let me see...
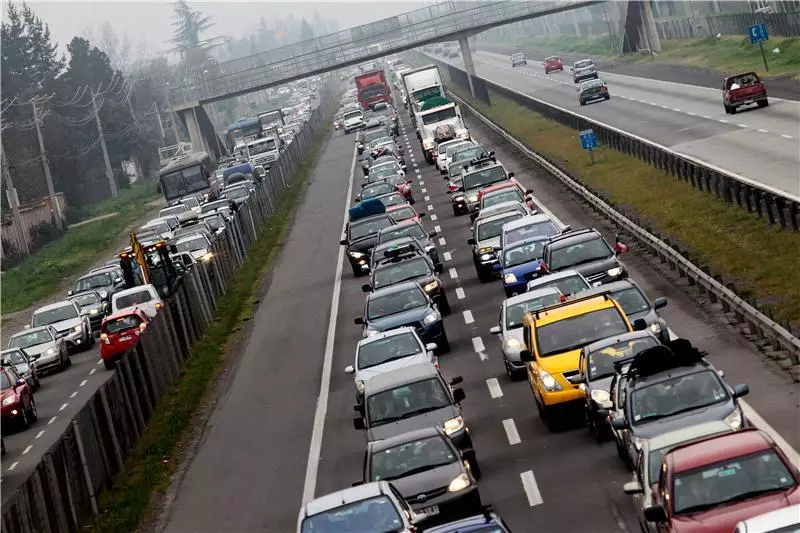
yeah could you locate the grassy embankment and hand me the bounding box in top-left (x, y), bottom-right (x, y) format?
top-left (1, 182), bottom-right (161, 314)
top-left (85, 127), bottom-right (329, 532)
top-left (444, 76), bottom-right (800, 328)
top-left (504, 35), bottom-right (800, 79)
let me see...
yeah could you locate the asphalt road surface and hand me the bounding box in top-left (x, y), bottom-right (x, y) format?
top-left (437, 50), bottom-right (800, 199)
top-left (159, 98), bottom-right (799, 532)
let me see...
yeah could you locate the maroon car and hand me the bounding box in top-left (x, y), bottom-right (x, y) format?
top-left (1, 364), bottom-right (37, 432)
top-left (723, 72), bottom-right (768, 114)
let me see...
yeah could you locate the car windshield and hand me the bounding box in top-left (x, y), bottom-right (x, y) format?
top-left (505, 220), bottom-right (559, 246)
top-left (478, 215), bottom-right (521, 241)
top-left (445, 143), bottom-right (471, 158)
top-left (300, 495), bottom-right (404, 533)
top-left (582, 80), bottom-right (604, 90)
top-left (534, 274), bottom-right (590, 296)
top-left (201, 216), bottom-right (224, 231)
top-left (503, 240), bottom-right (546, 268)
top-left (75, 272), bottom-right (113, 291)
top-left (161, 205), bottom-right (189, 217)
top-left (367, 287), bottom-right (428, 320)
top-left (587, 337), bottom-right (660, 381)
top-left (506, 294), bottom-right (562, 329)
top-left (630, 370), bottom-right (729, 425)
top-left (32, 304), bottom-right (78, 326)
top-left (367, 377), bottom-right (450, 426)
top-left (3, 349), bottom-right (28, 366)
top-left (70, 293), bottom-right (100, 307)
top-left (350, 217), bottom-right (393, 241)
top-left (201, 201), bottom-right (229, 214)
top-left (247, 139), bottom-right (276, 155)
top-left (362, 184), bottom-right (393, 199)
top-left (343, 111), bottom-right (362, 121)
top-left (388, 207), bottom-right (415, 223)
top-left (672, 450), bottom-right (796, 515)
top-left (370, 435), bottom-right (457, 482)
top-left (379, 224), bottom-right (426, 244)
top-left (484, 189), bottom-right (523, 208)
top-left (370, 166), bottom-right (400, 178)
top-left (104, 314), bottom-right (143, 334)
top-left (176, 237), bottom-right (207, 253)
top-left (364, 129), bottom-right (388, 144)
top-left (375, 256), bottom-right (430, 286)
top-left (546, 56), bottom-right (559, 62)
top-left (452, 147), bottom-right (487, 164)
top-left (463, 166), bottom-right (507, 192)
top-left (376, 194), bottom-right (405, 207)
top-left (358, 332), bottom-right (423, 370)
top-left (9, 330), bottom-right (53, 349)
top-left (181, 198), bottom-right (200, 209)
top-left (143, 221), bottom-right (171, 235)
top-left (536, 307), bottom-right (629, 357)
top-left (115, 290), bottom-right (154, 310)
top-left (610, 287), bottom-right (651, 315)
top-left (421, 107), bottom-right (457, 125)
top-left (549, 236), bottom-right (613, 270)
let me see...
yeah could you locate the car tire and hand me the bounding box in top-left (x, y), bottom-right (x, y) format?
top-left (477, 267), bottom-right (492, 283)
top-left (18, 406), bottom-right (29, 430)
top-left (729, 105), bottom-right (737, 115)
top-left (758, 98), bottom-right (769, 108)
top-left (26, 396), bottom-right (38, 423)
top-left (104, 359), bottom-right (116, 371)
top-left (505, 360), bottom-right (525, 381)
top-left (579, 99), bottom-right (585, 106)
top-left (351, 264), bottom-right (364, 277)
top-left (605, 95), bottom-right (611, 101)
top-left (587, 411), bottom-right (607, 443)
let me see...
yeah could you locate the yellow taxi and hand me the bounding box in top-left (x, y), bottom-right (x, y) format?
top-left (518, 293), bottom-right (642, 429)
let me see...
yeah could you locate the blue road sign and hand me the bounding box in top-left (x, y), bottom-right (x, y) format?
top-left (748, 23), bottom-right (768, 44)
top-left (580, 129), bottom-right (597, 151)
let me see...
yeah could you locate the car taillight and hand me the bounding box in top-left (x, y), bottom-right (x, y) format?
top-left (139, 323), bottom-right (147, 332)
top-left (100, 333), bottom-right (110, 344)
top-left (449, 184), bottom-right (458, 192)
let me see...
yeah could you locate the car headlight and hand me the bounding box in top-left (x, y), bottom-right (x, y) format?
top-left (349, 251), bottom-right (365, 259)
top-left (73, 325), bottom-right (82, 333)
top-left (423, 281), bottom-right (439, 293)
top-left (443, 416), bottom-right (464, 435)
top-left (89, 308), bottom-right (99, 315)
top-left (423, 311), bottom-right (440, 325)
top-left (606, 267), bottom-right (623, 277)
top-left (46, 348), bottom-right (56, 355)
top-left (467, 194), bottom-right (478, 203)
top-left (539, 369), bottom-right (562, 392)
top-left (504, 337), bottom-right (521, 350)
top-left (480, 254), bottom-right (494, 261)
top-left (200, 252), bottom-right (214, 262)
top-left (2, 396), bottom-right (16, 406)
top-left (448, 473), bottom-right (471, 492)
top-left (424, 245), bottom-right (435, 252)
top-left (724, 408), bottom-right (743, 430)
top-left (591, 389), bottom-right (612, 408)
top-left (453, 195), bottom-right (465, 203)
top-left (356, 380), bottom-right (365, 393)
top-left (649, 322), bottom-right (662, 334)
top-left (504, 273), bottom-right (517, 284)
top-left (100, 291), bottom-right (108, 299)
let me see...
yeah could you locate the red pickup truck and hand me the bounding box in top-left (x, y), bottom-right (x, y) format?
top-left (723, 72), bottom-right (768, 114)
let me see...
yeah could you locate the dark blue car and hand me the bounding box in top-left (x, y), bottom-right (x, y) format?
top-left (423, 508), bottom-right (512, 532)
top-left (497, 236), bottom-right (548, 297)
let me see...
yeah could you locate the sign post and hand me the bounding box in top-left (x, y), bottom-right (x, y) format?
top-left (747, 23), bottom-right (769, 72)
top-left (580, 128), bottom-right (597, 165)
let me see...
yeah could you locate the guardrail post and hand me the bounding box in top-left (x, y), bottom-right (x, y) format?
top-left (71, 418), bottom-right (100, 516)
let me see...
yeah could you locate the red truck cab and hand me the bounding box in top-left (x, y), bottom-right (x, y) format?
top-left (355, 70), bottom-right (391, 111)
top-left (723, 72), bottom-right (768, 114)
top-left (645, 428), bottom-right (800, 533)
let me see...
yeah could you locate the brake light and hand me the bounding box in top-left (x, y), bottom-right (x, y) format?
top-left (100, 333), bottom-right (110, 344)
top-left (449, 183), bottom-right (459, 192)
top-left (560, 294), bottom-right (568, 302)
top-left (139, 322), bottom-right (147, 332)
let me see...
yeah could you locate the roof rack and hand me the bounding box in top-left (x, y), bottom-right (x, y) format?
top-left (614, 338), bottom-right (708, 378)
top-left (528, 292), bottom-right (612, 320)
top-left (463, 151), bottom-right (497, 170)
top-left (382, 243), bottom-right (419, 260)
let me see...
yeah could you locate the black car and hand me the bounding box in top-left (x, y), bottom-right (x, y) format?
top-left (370, 236), bottom-right (429, 271)
top-left (67, 290), bottom-right (109, 335)
top-left (578, 78), bottom-right (610, 106)
top-left (341, 214), bottom-right (396, 277)
top-left (575, 331), bottom-right (661, 442)
top-left (539, 228), bottom-right (629, 287)
top-left (367, 102), bottom-right (399, 136)
top-left (359, 427), bottom-right (481, 525)
top-left (69, 266), bottom-right (126, 303)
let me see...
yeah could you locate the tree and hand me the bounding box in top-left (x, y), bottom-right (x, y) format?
top-left (170, 0), bottom-right (214, 68)
top-left (300, 17), bottom-right (314, 41)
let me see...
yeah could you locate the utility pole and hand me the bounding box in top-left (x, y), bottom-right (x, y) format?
top-left (90, 89), bottom-right (119, 197)
top-left (154, 102), bottom-right (166, 143)
top-left (32, 100), bottom-right (65, 231)
top-left (0, 138), bottom-right (30, 256)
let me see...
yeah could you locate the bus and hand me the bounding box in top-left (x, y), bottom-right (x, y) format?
top-left (226, 117), bottom-right (262, 151)
top-left (158, 152), bottom-right (218, 203)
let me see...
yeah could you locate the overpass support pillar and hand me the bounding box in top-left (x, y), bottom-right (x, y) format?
top-left (641, 1), bottom-right (662, 53)
top-left (458, 35), bottom-right (477, 99)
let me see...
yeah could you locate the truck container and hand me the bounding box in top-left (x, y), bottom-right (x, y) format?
top-left (355, 70), bottom-right (391, 110)
top-left (401, 65), bottom-right (444, 116)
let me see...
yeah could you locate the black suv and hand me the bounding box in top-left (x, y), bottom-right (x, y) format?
top-left (539, 228), bottom-right (628, 286)
top-left (340, 214), bottom-right (396, 277)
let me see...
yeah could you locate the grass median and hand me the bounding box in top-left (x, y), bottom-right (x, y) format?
top-left (450, 84), bottom-right (800, 327)
top-left (1, 183), bottom-right (161, 314)
top-left (85, 127), bottom-right (329, 533)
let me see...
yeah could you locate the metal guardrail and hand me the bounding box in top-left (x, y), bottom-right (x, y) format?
top-left (437, 76), bottom-right (800, 365)
top-left (418, 52), bottom-right (800, 231)
top-left (0, 77), bottom-right (341, 533)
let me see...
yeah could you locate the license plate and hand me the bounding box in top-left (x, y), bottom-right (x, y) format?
top-left (744, 100), bottom-right (754, 104)
top-left (419, 505), bottom-right (439, 517)
top-left (119, 335), bottom-right (132, 342)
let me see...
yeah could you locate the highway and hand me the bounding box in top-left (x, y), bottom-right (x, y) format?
top-left (157, 92), bottom-right (800, 532)
top-left (438, 49), bottom-right (800, 199)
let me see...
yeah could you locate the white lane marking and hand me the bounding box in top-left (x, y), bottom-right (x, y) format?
top-left (463, 310), bottom-right (475, 325)
top-left (96, 359), bottom-right (103, 366)
top-left (69, 391), bottom-right (78, 399)
top-left (434, 225), bottom-right (442, 233)
top-left (47, 416), bottom-right (57, 425)
top-left (781, 134), bottom-right (794, 139)
top-left (430, 214), bottom-right (438, 221)
top-left (486, 377), bottom-right (503, 399)
top-left (521, 470), bottom-right (544, 506)
top-left (427, 204), bottom-right (434, 211)
top-left (703, 115), bottom-right (712, 119)
top-left (58, 403), bottom-right (68, 412)
top-left (455, 288), bottom-right (466, 300)
top-left (718, 119), bottom-right (729, 123)
top-left (7, 462), bottom-right (19, 472)
top-left (448, 267), bottom-right (458, 280)
top-left (438, 237), bottom-right (446, 246)
top-left (21, 445), bottom-right (33, 455)
top-left (424, 196), bottom-right (430, 202)
top-left (415, 169), bottom-right (421, 174)
top-left (472, 336), bottom-right (485, 353)
top-left (687, 112), bottom-right (696, 116)
top-left (413, 162), bottom-right (418, 168)
top-left (35, 430), bottom-right (45, 439)
top-left (419, 180), bottom-right (425, 186)
top-left (421, 188), bottom-right (427, 193)
top-left (757, 128), bottom-right (768, 133)
top-left (673, 108), bottom-right (681, 112)
top-left (301, 143), bottom-right (358, 504)
top-left (79, 379), bottom-right (87, 388)
top-left (443, 251), bottom-right (452, 262)
top-left (89, 368), bottom-right (96, 375)
top-left (737, 123), bottom-right (748, 128)
top-left (503, 418), bottom-right (521, 445)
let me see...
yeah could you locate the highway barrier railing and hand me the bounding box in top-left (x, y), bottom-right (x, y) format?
top-left (0, 77), bottom-right (340, 533)
top-left (411, 51), bottom-right (800, 232)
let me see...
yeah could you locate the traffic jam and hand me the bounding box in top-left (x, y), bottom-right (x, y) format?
top-left (297, 56), bottom-right (799, 532)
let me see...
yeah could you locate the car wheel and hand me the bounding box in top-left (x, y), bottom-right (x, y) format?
top-left (587, 411), bottom-right (606, 443)
top-left (758, 98), bottom-right (769, 108)
top-left (477, 268), bottom-right (492, 283)
top-left (605, 95), bottom-right (610, 101)
top-left (104, 359), bottom-right (116, 371)
top-left (18, 406), bottom-right (29, 430)
top-left (409, 196), bottom-right (415, 205)
top-left (729, 105), bottom-right (737, 115)
top-left (26, 396), bottom-right (38, 423)
top-left (579, 99), bottom-right (585, 106)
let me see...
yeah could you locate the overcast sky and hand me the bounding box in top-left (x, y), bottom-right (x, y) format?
top-left (16, 1), bottom-right (436, 61)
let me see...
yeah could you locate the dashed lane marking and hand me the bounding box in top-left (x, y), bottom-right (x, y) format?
top-left (58, 403), bottom-right (68, 412)
top-left (79, 380), bottom-right (87, 387)
top-left (69, 391), bottom-right (78, 399)
top-left (434, 225), bottom-right (442, 233)
top-left (424, 196), bottom-right (430, 202)
top-left (96, 359), bottom-right (103, 366)
top-left (463, 310), bottom-right (475, 325)
top-left (35, 430), bottom-right (45, 439)
top-left (781, 134), bottom-right (794, 139)
top-left (718, 119), bottom-right (729, 123)
top-left (89, 368), bottom-right (97, 375)
top-left (421, 188), bottom-right (427, 193)
top-left (21, 445), bottom-right (32, 455)
top-left (438, 237), bottom-right (446, 246)
top-left (737, 123), bottom-right (748, 128)
top-left (455, 288), bottom-right (465, 300)
top-left (47, 416), bottom-right (57, 425)
top-left (486, 377), bottom-right (503, 399)
top-left (520, 471), bottom-right (544, 506)
top-left (448, 267), bottom-right (458, 280)
top-left (430, 214), bottom-right (438, 221)
top-left (7, 462), bottom-right (19, 472)
top-left (443, 251), bottom-right (452, 262)
top-left (503, 419), bottom-right (521, 445)
top-left (758, 129), bottom-right (768, 133)
top-left (427, 205), bottom-right (433, 211)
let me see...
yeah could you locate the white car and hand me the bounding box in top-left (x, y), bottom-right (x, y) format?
top-left (174, 233), bottom-right (214, 262)
top-left (140, 218), bottom-right (175, 241)
top-left (30, 300), bottom-right (92, 352)
top-left (436, 139), bottom-right (472, 174)
top-left (439, 140), bottom-right (474, 175)
top-left (159, 204), bottom-right (190, 218)
top-left (343, 110), bottom-right (365, 134)
top-left (344, 327), bottom-right (437, 402)
top-left (111, 285), bottom-right (163, 318)
top-left (733, 504), bottom-right (800, 533)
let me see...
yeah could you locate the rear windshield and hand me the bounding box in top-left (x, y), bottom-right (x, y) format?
top-left (536, 307), bottom-right (629, 357)
top-left (104, 314), bottom-right (143, 334)
top-left (300, 495), bottom-right (403, 533)
top-left (575, 60), bottom-right (594, 68)
top-left (463, 166), bottom-right (507, 192)
top-left (115, 290), bottom-right (154, 310)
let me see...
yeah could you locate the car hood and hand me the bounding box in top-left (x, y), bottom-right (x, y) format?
top-left (628, 308), bottom-right (658, 326)
top-left (367, 406), bottom-right (460, 441)
top-left (557, 256), bottom-right (618, 279)
top-left (13, 361), bottom-right (32, 375)
top-left (367, 307), bottom-right (432, 332)
top-left (671, 488), bottom-right (799, 533)
top-left (476, 236), bottom-right (501, 250)
top-left (41, 317), bottom-right (82, 333)
top-left (504, 259), bottom-right (544, 278)
top-left (356, 352), bottom-right (434, 383)
top-left (19, 342), bottom-right (57, 357)
top-left (630, 401), bottom-right (736, 440)
top-left (390, 462), bottom-right (465, 501)
top-left (538, 347), bottom-right (582, 375)
top-left (80, 305), bottom-right (104, 316)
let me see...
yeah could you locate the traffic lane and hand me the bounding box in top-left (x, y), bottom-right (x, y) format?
top-left (462, 117), bottom-right (800, 455)
top-left (162, 131), bottom-right (355, 533)
top-left (1, 347), bottom-right (110, 495)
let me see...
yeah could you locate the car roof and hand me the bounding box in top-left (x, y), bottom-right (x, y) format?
top-left (34, 300), bottom-right (76, 313)
top-left (502, 214), bottom-right (554, 231)
top-left (103, 308), bottom-right (148, 322)
top-left (477, 201), bottom-right (526, 218)
top-left (735, 503), bottom-right (800, 531)
top-left (364, 361), bottom-right (440, 394)
top-left (504, 234), bottom-right (549, 249)
top-left (85, 265), bottom-right (120, 276)
top-left (463, 161), bottom-right (504, 176)
top-left (424, 511), bottom-right (507, 532)
top-left (505, 286), bottom-right (562, 306)
top-left (10, 325), bottom-right (52, 337)
top-left (576, 279), bottom-right (639, 300)
top-left (1, 347), bottom-right (26, 355)
top-left (667, 429), bottom-right (774, 474)
top-left (357, 326), bottom-right (418, 347)
top-left (370, 426), bottom-right (443, 453)
top-left (547, 228), bottom-right (602, 247)
top-left (584, 330), bottom-right (658, 354)
top-left (303, 481), bottom-right (392, 517)
top-left (175, 233), bottom-right (208, 245)
top-left (647, 421), bottom-right (732, 453)
top-left (477, 208), bottom-right (525, 226)
top-left (367, 279), bottom-right (423, 298)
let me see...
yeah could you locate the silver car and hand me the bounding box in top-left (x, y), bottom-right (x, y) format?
top-left (489, 288), bottom-right (562, 380)
top-left (572, 59), bottom-right (598, 83)
top-left (1, 347), bottom-right (41, 390)
top-left (7, 326), bottom-right (70, 374)
top-left (30, 300), bottom-right (92, 352)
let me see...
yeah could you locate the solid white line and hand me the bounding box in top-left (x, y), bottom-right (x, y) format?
top-left (8, 462), bottom-right (19, 472)
top-left (741, 401), bottom-right (800, 466)
top-left (427, 204), bottom-right (433, 211)
top-left (47, 416), bottom-right (57, 425)
top-left (21, 445), bottom-right (33, 455)
top-left (443, 251), bottom-right (452, 262)
top-left (69, 391), bottom-right (78, 399)
top-left (463, 310), bottom-right (474, 325)
top-left (472, 336), bottom-right (485, 352)
top-left (35, 430), bottom-right (45, 439)
top-left (96, 359), bottom-right (103, 366)
top-left (455, 288), bottom-right (465, 300)
top-left (673, 108), bottom-right (681, 112)
top-left (520, 470), bottom-right (544, 506)
top-left (430, 214), bottom-right (438, 221)
top-left (503, 418), bottom-right (521, 445)
top-left (434, 225), bottom-right (442, 233)
top-left (438, 237), bottom-right (446, 246)
top-left (487, 377), bottom-right (503, 399)
top-left (89, 368), bottom-right (96, 375)
top-left (79, 379), bottom-right (87, 387)
top-left (703, 115), bottom-right (712, 119)
top-left (301, 143), bottom-right (357, 504)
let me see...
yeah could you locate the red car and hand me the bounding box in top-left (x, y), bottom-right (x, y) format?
top-left (723, 72), bottom-right (768, 114)
top-left (544, 56), bottom-right (563, 74)
top-left (644, 428), bottom-right (800, 533)
top-left (1, 364), bottom-right (37, 432)
top-left (99, 309), bottom-right (151, 370)
top-left (386, 204), bottom-right (425, 224)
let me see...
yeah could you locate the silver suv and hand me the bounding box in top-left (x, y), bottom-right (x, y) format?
top-left (573, 59), bottom-right (598, 83)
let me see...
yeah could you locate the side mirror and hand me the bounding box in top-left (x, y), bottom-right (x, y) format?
top-left (507, 172), bottom-right (515, 178)
top-left (353, 317), bottom-right (364, 325)
top-left (489, 325), bottom-right (501, 335)
top-left (15, 379), bottom-right (26, 387)
top-left (353, 417), bottom-right (366, 430)
top-left (611, 416), bottom-right (627, 430)
top-left (717, 369), bottom-right (726, 379)
top-left (425, 343), bottom-right (438, 352)
top-left (353, 403), bottom-right (364, 413)
top-left (428, 231), bottom-right (438, 238)
top-left (361, 284), bottom-right (372, 293)
top-left (450, 376), bottom-right (463, 386)
top-left (633, 318), bottom-right (648, 331)
top-left (339, 239), bottom-right (348, 246)
top-left (643, 505), bottom-right (668, 524)
top-left (519, 349), bottom-right (533, 363)
top-left (418, 212), bottom-right (426, 219)
top-left (623, 481), bottom-right (644, 495)
top-left (344, 365), bottom-right (355, 374)
top-left (446, 190), bottom-right (453, 194)
top-left (467, 238), bottom-right (476, 245)
top-left (401, 165), bottom-right (407, 171)
top-left (354, 196), bottom-right (361, 202)
top-left (67, 290), bottom-right (74, 296)
top-left (653, 297), bottom-right (668, 310)
top-left (567, 373), bottom-right (584, 385)
top-left (453, 388), bottom-right (466, 403)
top-left (733, 383), bottom-right (750, 398)
top-left (24, 324), bottom-right (31, 330)
top-left (435, 263), bottom-right (444, 274)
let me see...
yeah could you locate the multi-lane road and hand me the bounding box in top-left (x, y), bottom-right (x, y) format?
top-left (439, 49), bottom-right (800, 199)
top-left (157, 92), bottom-right (800, 532)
